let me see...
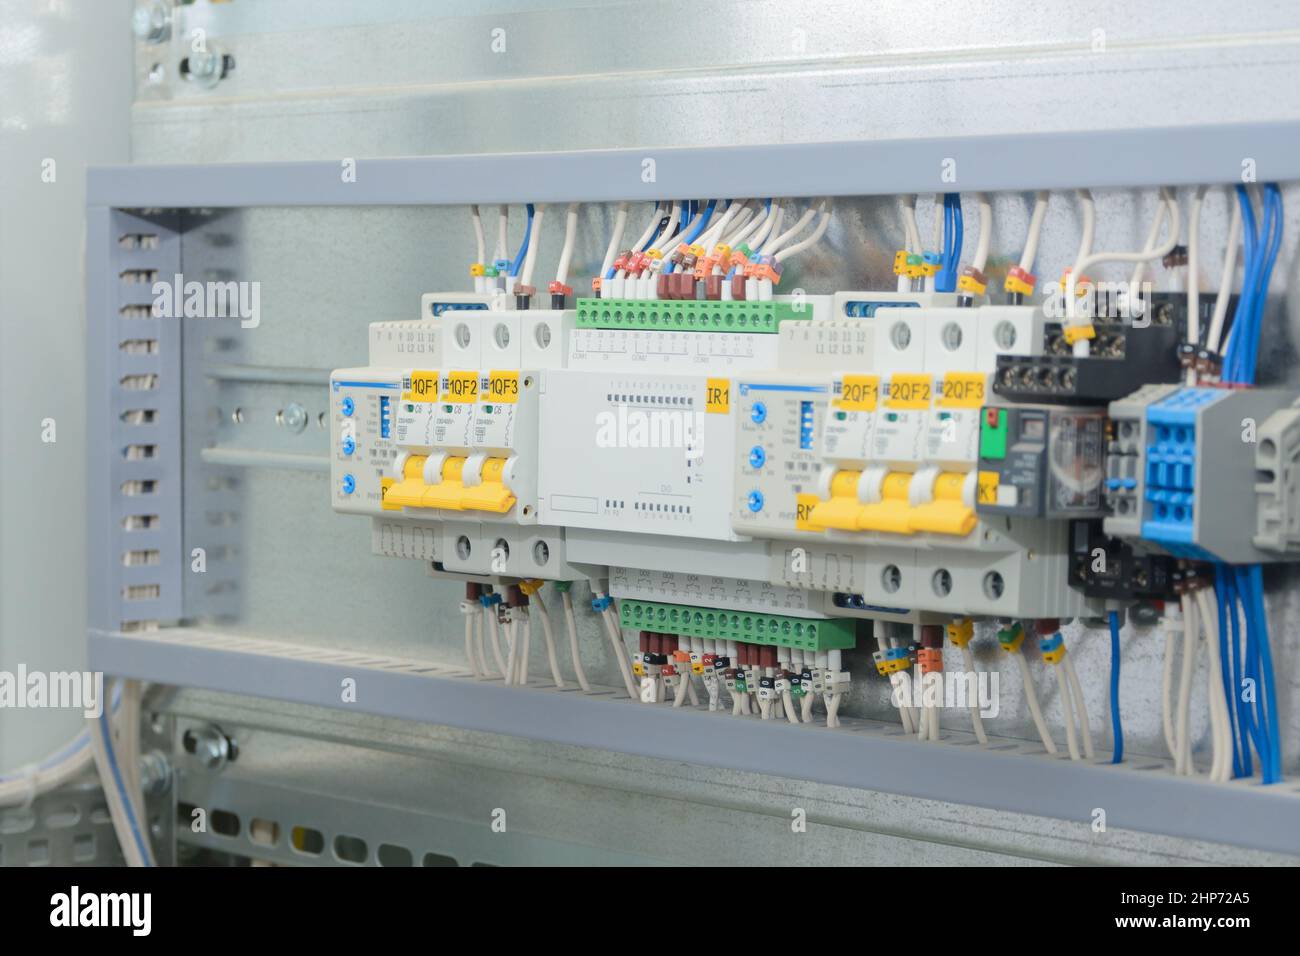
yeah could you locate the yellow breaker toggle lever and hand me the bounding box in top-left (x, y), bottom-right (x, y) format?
top-left (385, 455), bottom-right (430, 509)
top-left (857, 472), bottom-right (913, 534)
top-left (422, 456), bottom-right (467, 510)
top-left (384, 454), bottom-right (470, 511)
top-left (460, 457), bottom-right (516, 514)
top-left (807, 470), bottom-right (975, 537)
top-left (807, 470), bottom-right (863, 531)
top-left (908, 472), bottom-right (977, 536)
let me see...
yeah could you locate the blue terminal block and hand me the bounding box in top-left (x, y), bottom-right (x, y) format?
top-left (1125, 385), bottom-right (1300, 564)
top-left (1140, 387), bottom-right (1217, 559)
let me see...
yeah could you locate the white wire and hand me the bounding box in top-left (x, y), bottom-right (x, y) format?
top-left (760, 202), bottom-right (818, 257)
top-left (1195, 588), bottom-right (1230, 782)
top-left (1063, 654), bottom-right (1094, 760)
top-left (1068, 189), bottom-right (1181, 347)
top-left (625, 202), bottom-right (664, 268)
top-left (1055, 661), bottom-right (1081, 760)
top-left (972, 192), bottom-right (993, 273)
top-left (598, 599), bottom-right (639, 699)
top-left (119, 680), bottom-right (144, 828)
top-left (1186, 186), bottom-right (1208, 373)
top-left (560, 590), bottom-right (592, 692)
top-left (774, 200), bottom-right (832, 264)
top-left (699, 199), bottom-right (745, 250)
top-left (504, 617), bottom-right (519, 686)
top-left (1074, 188), bottom-right (1096, 268)
top-left (555, 202), bottom-right (580, 286)
top-left (88, 680), bottom-right (152, 867)
top-left (1162, 615), bottom-right (1179, 760)
top-left (470, 204), bottom-right (486, 265)
top-left (750, 199), bottom-right (783, 252)
top-left (474, 611), bottom-right (487, 680)
top-left (730, 201), bottom-right (770, 250)
top-left (1175, 594), bottom-right (1199, 775)
top-left (598, 202), bottom-right (630, 280)
top-left (1019, 191), bottom-right (1049, 272)
top-left (1016, 651), bottom-right (1058, 754)
top-left (517, 611), bottom-right (533, 685)
top-left (486, 607), bottom-right (508, 680)
top-left (650, 200), bottom-right (682, 252)
top-left (959, 645), bottom-right (988, 744)
top-left (720, 205), bottom-right (755, 247)
top-left (464, 613), bottom-right (481, 678)
top-left (530, 592), bottom-right (566, 690)
top-left (1206, 191), bottom-right (1242, 355)
top-left (495, 205), bottom-right (509, 261)
top-left (901, 194), bottom-right (922, 254)
top-left (520, 204), bottom-right (545, 289)
top-left (1129, 199), bottom-right (1168, 289)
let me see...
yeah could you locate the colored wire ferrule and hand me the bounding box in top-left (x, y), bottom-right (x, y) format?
top-left (892, 250), bottom-right (910, 276)
top-left (470, 263), bottom-right (485, 277)
top-left (1040, 632), bottom-right (1066, 665)
top-left (956, 265), bottom-right (988, 296)
top-left (997, 622), bottom-right (1025, 653)
top-left (918, 647), bottom-right (943, 675)
top-left (591, 595), bottom-right (613, 612)
top-left (1062, 323), bottom-right (1096, 345)
top-left (1004, 265), bottom-right (1036, 296)
top-left (946, 618), bottom-right (974, 648)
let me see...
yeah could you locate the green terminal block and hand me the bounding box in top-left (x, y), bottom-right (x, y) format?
top-left (575, 297), bottom-right (808, 333)
top-left (618, 600), bottom-right (855, 652)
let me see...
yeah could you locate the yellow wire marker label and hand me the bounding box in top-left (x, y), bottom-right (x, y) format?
top-left (401, 370), bottom-right (439, 403)
top-left (885, 373), bottom-right (932, 410)
top-left (835, 374), bottom-right (879, 412)
top-left (443, 370), bottom-right (479, 403)
top-left (938, 372), bottom-right (986, 409)
top-left (483, 370), bottom-right (520, 404)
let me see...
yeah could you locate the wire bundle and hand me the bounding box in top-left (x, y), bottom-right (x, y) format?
top-left (934, 192), bottom-right (963, 292)
top-left (1222, 184), bottom-right (1283, 385)
top-left (1213, 183), bottom-right (1284, 783)
top-left (1216, 567), bottom-right (1283, 783)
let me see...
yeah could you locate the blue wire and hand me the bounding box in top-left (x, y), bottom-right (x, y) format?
top-left (1235, 566), bottom-right (1269, 779)
top-left (1214, 568), bottom-right (1245, 777)
top-left (664, 200), bottom-right (716, 274)
top-left (1248, 565), bottom-right (1282, 783)
top-left (1108, 610), bottom-right (1123, 763)
top-left (1229, 570), bottom-right (1260, 775)
top-left (1248, 186), bottom-right (1284, 378)
top-left (935, 193), bottom-right (963, 292)
top-left (511, 203), bottom-right (535, 278)
top-left (97, 707), bottom-right (153, 866)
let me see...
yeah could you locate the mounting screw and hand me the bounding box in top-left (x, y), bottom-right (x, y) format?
top-left (181, 724), bottom-right (237, 771)
top-left (181, 47), bottom-right (234, 89)
top-left (132, 2), bottom-right (172, 44)
top-left (278, 402), bottom-right (308, 433)
top-left (138, 750), bottom-right (173, 795)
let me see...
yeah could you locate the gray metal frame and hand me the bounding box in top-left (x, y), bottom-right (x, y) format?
top-left (89, 626), bottom-right (1300, 857)
top-left (89, 122), bottom-right (1300, 207)
top-left (86, 140), bottom-right (1300, 858)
